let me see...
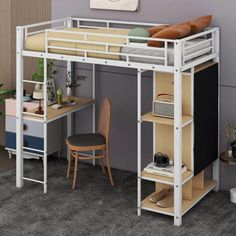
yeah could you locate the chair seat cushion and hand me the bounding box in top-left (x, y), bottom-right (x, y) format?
top-left (67, 133), bottom-right (106, 147)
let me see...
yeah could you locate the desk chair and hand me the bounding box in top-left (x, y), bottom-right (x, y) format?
top-left (66, 98), bottom-right (114, 190)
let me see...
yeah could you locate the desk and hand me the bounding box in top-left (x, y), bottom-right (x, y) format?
top-left (14, 96), bottom-right (94, 192)
top-left (23, 97), bottom-right (94, 123)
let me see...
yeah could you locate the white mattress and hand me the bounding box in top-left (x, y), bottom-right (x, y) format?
top-left (120, 38), bottom-right (212, 65)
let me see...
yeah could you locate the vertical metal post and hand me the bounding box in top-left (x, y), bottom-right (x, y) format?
top-left (213, 28), bottom-right (220, 191)
top-left (153, 71), bottom-right (156, 159)
top-left (137, 69), bottom-right (142, 216)
top-left (174, 41), bottom-right (183, 226)
top-left (67, 60), bottom-right (73, 160)
top-left (92, 64), bottom-right (96, 166)
top-left (16, 26), bottom-right (24, 188)
top-left (66, 18), bottom-right (73, 160)
top-left (43, 58), bottom-right (48, 194)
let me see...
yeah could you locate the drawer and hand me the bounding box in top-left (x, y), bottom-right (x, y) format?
top-left (5, 132), bottom-right (43, 154)
top-left (6, 116), bottom-right (44, 138)
top-left (5, 119), bottom-right (63, 155)
top-left (5, 98), bottom-right (38, 117)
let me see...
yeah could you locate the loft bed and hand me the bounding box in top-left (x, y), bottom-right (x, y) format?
top-left (15, 17), bottom-right (220, 226)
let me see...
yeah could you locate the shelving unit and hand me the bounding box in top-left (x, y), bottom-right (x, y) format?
top-left (137, 62), bottom-right (220, 226)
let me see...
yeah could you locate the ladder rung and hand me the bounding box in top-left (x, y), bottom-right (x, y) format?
top-left (22, 177), bottom-right (44, 184)
top-left (22, 80), bottom-right (44, 85)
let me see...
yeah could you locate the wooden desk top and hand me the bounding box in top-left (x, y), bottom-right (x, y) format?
top-left (23, 97), bottom-right (94, 122)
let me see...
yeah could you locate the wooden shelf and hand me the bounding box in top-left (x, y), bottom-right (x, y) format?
top-left (141, 112), bottom-right (192, 126)
top-left (23, 97), bottom-right (94, 122)
top-left (141, 179), bottom-right (216, 216)
top-left (141, 170), bottom-right (193, 185)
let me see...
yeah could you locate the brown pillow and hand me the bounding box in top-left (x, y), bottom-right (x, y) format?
top-left (148, 22), bottom-right (191, 47)
top-left (190, 15), bottom-right (212, 34)
top-left (147, 25), bottom-right (169, 36)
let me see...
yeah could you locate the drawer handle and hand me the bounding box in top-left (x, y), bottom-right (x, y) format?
top-left (23, 107), bottom-right (27, 112)
top-left (23, 124), bottom-right (28, 131)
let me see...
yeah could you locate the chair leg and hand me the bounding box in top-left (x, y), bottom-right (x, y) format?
top-left (66, 150), bottom-right (72, 179)
top-left (105, 147), bottom-right (114, 186)
top-left (72, 157), bottom-right (79, 190)
top-left (100, 157), bottom-right (105, 174)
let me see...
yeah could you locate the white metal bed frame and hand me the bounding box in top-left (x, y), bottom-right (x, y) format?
top-left (16, 17), bottom-right (220, 226)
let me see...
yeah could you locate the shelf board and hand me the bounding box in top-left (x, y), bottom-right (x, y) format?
top-left (141, 112), bottom-right (192, 126)
top-left (141, 170), bottom-right (193, 185)
top-left (141, 179), bottom-right (216, 216)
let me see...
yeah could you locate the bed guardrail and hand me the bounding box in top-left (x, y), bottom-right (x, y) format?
top-left (44, 28), bottom-right (175, 67)
top-left (20, 17), bottom-right (219, 70)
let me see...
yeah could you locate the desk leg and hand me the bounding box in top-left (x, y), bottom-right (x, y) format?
top-left (67, 114), bottom-right (72, 160)
top-left (67, 60), bottom-right (73, 161)
top-left (92, 64), bottom-right (96, 166)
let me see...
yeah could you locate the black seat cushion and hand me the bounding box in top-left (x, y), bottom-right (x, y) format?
top-left (67, 133), bottom-right (106, 147)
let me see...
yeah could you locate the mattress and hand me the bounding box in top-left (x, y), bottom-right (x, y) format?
top-left (25, 27), bottom-right (211, 65)
top-left (120, 39), bottom-right (212, 66)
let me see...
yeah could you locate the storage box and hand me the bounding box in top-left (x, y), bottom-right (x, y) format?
top-left (152, 94), bottom-right (174, 118)
top-left (5, 98), bottom-right (38, 117)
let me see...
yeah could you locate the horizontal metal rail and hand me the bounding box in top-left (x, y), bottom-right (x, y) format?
top-left (20, 17), bottom-right (69, 29)
top-left (47, 37), bottom-right (166, 52)
top-left (184, 38), bottom-right (213, 50)
top-left (184, 46), bottom-right (213, 62)
top-left (22, 80), bottom-right (44, 85)
top-left (179, 27), bottom-right (218, 42)
top-left (46, 28), bottom-right (175, 43)
top-left (27, 26), bottom-right (66, 36)
top-left (72, 17), bottom-right (163, 27)
top-left (23, 146), bottom-right (44, 153)
top-left (47, 45), bottom-right (166, 61)
top-left (22, 177), bottom-right (44, 184)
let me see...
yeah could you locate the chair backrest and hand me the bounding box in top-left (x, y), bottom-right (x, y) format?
top-left (98, 98), bottom-right (111, 143)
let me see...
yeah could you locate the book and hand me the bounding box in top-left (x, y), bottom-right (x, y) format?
top-left (143, 162), bottom-right (187, 178)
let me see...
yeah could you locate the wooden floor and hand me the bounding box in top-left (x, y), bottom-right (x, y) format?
top-left (0, 146), bottom-right (15, 173)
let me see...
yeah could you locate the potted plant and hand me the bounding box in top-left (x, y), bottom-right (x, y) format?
top-left (32, 59), bottom-right (57, 91)
top-left (66, 71), bottom-right (86, 103)
top-left (224, 122), bottom-right (236, 157)
top-left (0, 84), bottom-right (14, 118)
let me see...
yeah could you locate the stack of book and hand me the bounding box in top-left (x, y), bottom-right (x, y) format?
top-left (143, 162), bottom-right (187, 178)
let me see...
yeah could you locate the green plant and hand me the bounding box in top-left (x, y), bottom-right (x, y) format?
top-left (32, 59), bottom-right (57, 82)
top-left (0, 84), bottom-right (14, 117)
top-left (66, 71), bottom-right (86, 89)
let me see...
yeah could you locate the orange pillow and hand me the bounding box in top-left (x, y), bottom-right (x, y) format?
top-left (147, 25), bottom-right (169, 36)
top-left (190, 15), bottom-right (212, 34)
top-left (148, 22), bottom-right (191, 47)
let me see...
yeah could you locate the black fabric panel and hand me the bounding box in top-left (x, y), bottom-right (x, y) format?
top-left (194, 64), bottom-right (218, 175)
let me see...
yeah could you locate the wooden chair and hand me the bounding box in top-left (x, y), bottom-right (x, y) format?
top-left (66, 98), bottom-right (114, 190)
